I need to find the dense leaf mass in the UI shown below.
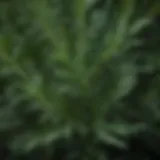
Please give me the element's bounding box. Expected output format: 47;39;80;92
0;0;160;159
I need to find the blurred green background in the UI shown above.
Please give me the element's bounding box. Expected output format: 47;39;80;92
0;0;160;159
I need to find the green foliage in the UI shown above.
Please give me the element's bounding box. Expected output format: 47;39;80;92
0;0;160;159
